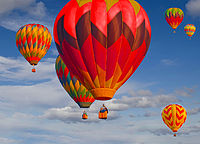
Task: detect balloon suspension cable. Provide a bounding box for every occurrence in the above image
[174,133,177,137]
[32,64,36,73]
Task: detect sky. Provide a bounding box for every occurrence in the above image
[0,0,200,144]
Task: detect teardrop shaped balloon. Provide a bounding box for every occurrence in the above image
[184,24,196,39]
[165,8,184,32]
[55,56,95,108]
[161,104,187,136]
[54,0,151,100]
[16,24,52,72]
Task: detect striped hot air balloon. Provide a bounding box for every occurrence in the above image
[55,56,95,108]
[161,104,187,137]
[16,24,52,72]
[54,0,151,101]
[165,8,184,33]
[184,24,196,40]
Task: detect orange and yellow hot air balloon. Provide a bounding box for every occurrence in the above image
[161,104,187,137]
[16,24,52,72]
[165,8,184,33]
[184,24,196,40]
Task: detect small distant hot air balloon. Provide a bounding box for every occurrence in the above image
[82,111,88,120]
[99,104,108,120]
[184,24,196,40]
[165,8,184,33]
[55,56,95,109]
[161,104,187,137]
[16,24,52,72]
[54,0,151,101]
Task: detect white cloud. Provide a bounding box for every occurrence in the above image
[186,0,200,16]
[143,111,158,117]
[188,107,200,115]
[161,59,176,66]
[0,137,18,144]
[175,86,196,97]
[0,0,53,32]
[0,56,55,82]
[0,0,34,15]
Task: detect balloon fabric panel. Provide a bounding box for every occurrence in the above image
[54,0,151,100]
[55,56,95,108]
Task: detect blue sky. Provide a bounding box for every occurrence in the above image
[0,0,200,144]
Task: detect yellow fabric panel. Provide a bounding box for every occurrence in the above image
[79,68,95,90]
[171,104,177,132]
[105,75,114,88]
[114,66,133,90]
[76,0,92,7]
[93,76,100,88]
[105,0,119,11]
[96,64,106,88]
[74,80,80,91]
[129,0,141,15]
[63,83,71,94]
[110,63,122,88]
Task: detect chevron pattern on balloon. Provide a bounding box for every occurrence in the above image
[56,56,95,108]
[162,104,187,132]
[54,0,151,100]
[16,24,52,65]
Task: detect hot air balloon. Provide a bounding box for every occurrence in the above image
[99,104,108,120]
[161,104,187,137]
[54,0,151,101]
[165,8,184,33]
[184,24,196,40]
[16,24,52,72]
[55,56,95,109]
[82,111,88,120]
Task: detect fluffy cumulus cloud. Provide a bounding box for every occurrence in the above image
[0,0,53,32]
[42,106,120,123]
[0,56,55,83]
[186,0,200,16]
[0,55,200,143]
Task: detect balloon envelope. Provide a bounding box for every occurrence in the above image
[16,24,52,68]
[184,24,196,38]
[161,104,187,134]
[54,0,151,100]
[165,8,184,30]
[55,56,95,108]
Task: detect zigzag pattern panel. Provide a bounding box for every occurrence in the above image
[16,24,52,65]
[55,56,95,108]
[54,0,151,100]
[184,24,196,37]
[162,104,187,132]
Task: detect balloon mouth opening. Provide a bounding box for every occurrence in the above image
[30,60,38,66]
[78,102,92,108]
[90,88,116,101]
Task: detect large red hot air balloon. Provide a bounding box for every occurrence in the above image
[54,0,151,100]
